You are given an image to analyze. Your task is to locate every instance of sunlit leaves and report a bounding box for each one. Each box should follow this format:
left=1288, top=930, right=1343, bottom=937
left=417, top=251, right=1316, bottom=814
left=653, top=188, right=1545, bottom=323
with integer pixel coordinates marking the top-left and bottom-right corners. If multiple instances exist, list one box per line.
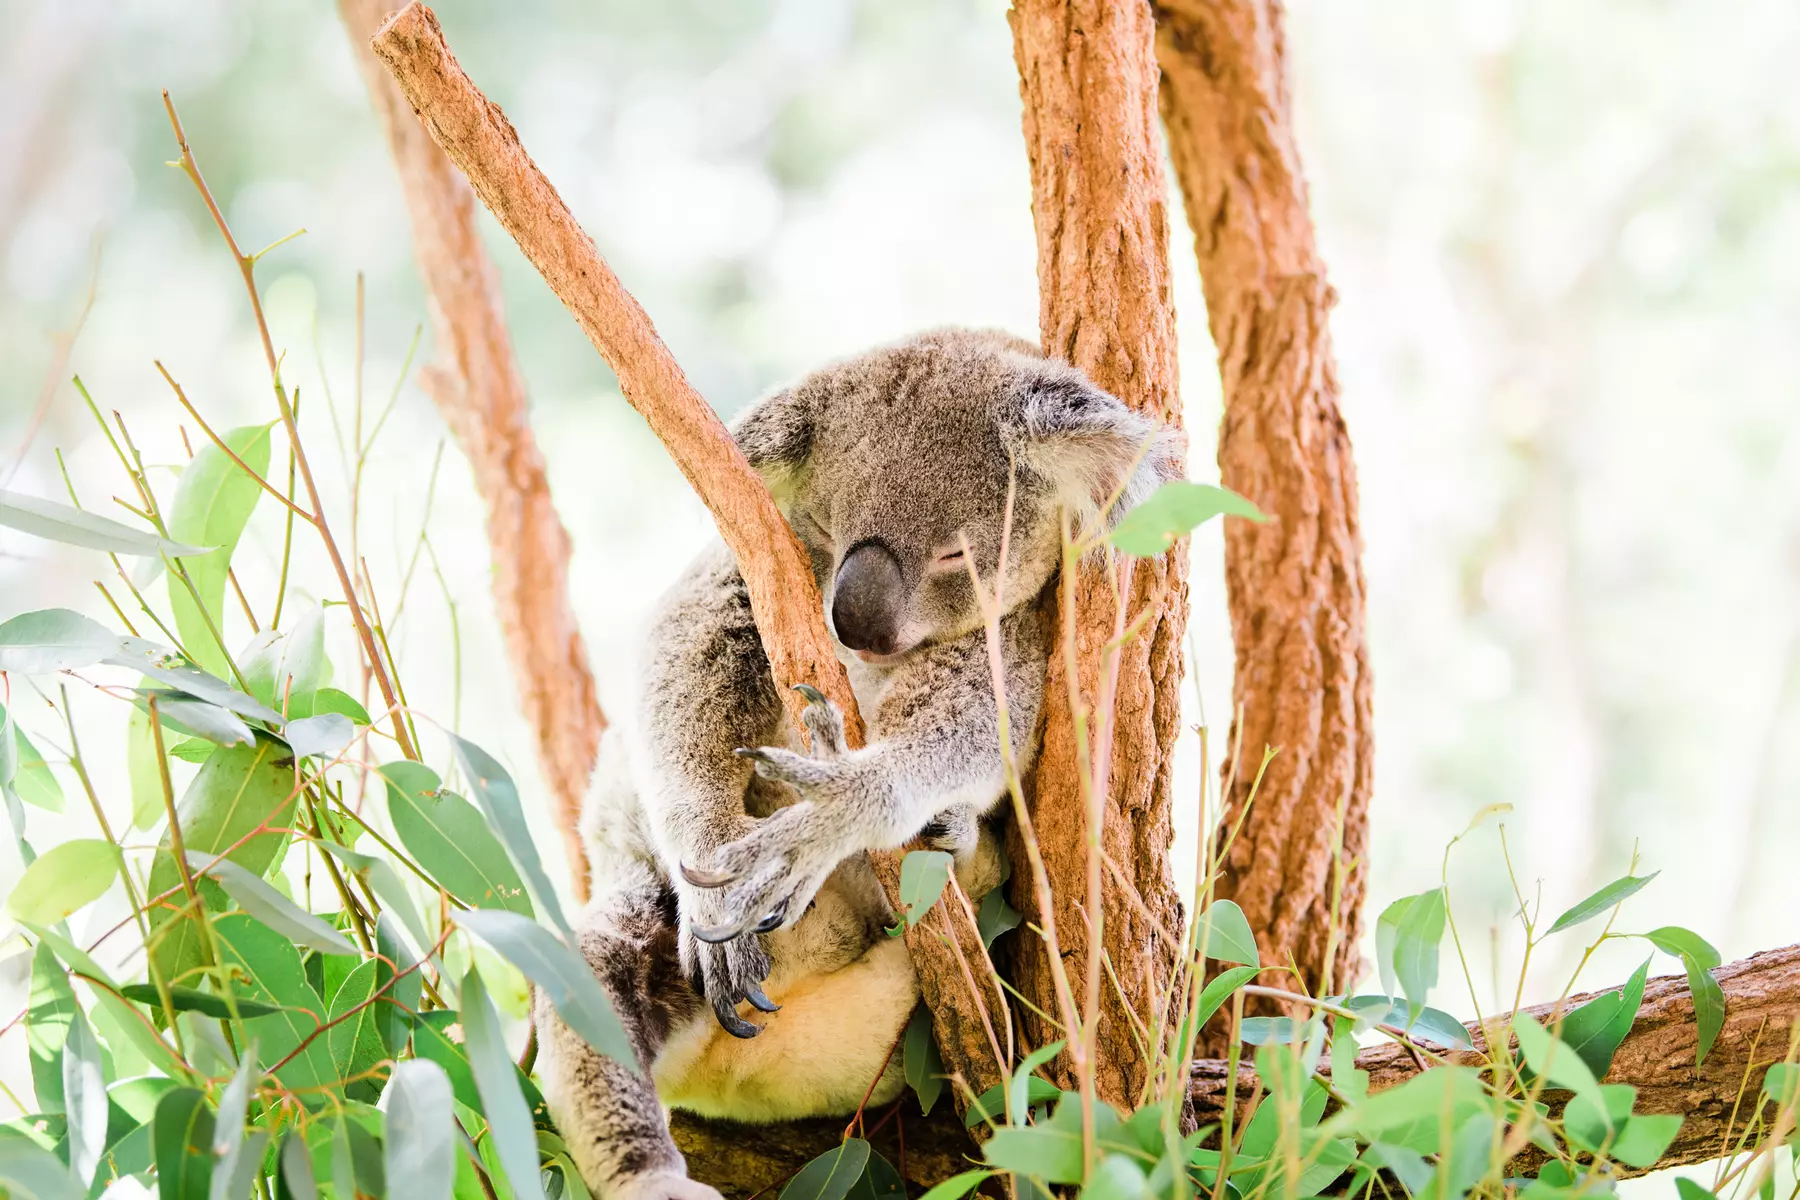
left=783, top=1138, right=873, bottom=1200
left=451, top=735, right=569, bottom=937
left=383, top=761, right=533, bottom=918
left=1547, top=872, right=1660, bottom=936
left=62, top=1007, right=108, bottom=1188
left=1643, top=926, right=1726, bottom=1065
left=381, top=1060, right=457, bottom=1200
left=457, top=907, right=635, bottom=1066
left=1376, top=888, right=1446, bottom=1012
left=284, top=713, right=353, bottom=759
left=0, top=702, right=63, bottom=813
left=26, top=943, right=77, bottom=1111
left=1514, top=1012, right=1607, bottom=1124
left=328, top=960, right=387, bottom=1102
left=1109, top=481, right=1266, bottom=557
left=154, top=1086, right=216, bottom=1200
left=0, top=488, right=208, bottom=557
left=903, top=1004, right=945, bottom=1116
left=1195, top=900, right=1259, bottom=967
left=165, top=421, right=274, bottom=678
left=6, top=839, right=117, bottom=925
left=1556, top=957, right=1651, bottom=1078
left=187, top=852, right=358, bottom=956
left=110, top=637, right=284, bottom=725
left=210, top=914, right=337, bottom=1104
left=0, top=608, right=118, bottom=674
left=459, top=967, right=546, bottom=1200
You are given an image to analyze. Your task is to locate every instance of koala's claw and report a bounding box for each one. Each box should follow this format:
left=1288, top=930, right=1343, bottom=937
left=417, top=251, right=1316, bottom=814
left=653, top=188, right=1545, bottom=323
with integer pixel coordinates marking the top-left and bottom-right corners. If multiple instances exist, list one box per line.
left=712, top=994, right=761, bottom=1039
left=679, top=860, right=736, bottom=888
left=791, top=682, right=828, bottom=705
left=752, top=900, right=789, bottom=934
left=792, top=685, right=847, bottom=757
left=744, top=984, right=781, bottom=1013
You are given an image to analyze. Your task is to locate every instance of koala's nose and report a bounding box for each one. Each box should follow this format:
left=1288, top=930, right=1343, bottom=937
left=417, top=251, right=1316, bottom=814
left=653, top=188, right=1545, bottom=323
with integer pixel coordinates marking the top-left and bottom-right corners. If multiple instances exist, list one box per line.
left=831, top=541, right=905, bottom=655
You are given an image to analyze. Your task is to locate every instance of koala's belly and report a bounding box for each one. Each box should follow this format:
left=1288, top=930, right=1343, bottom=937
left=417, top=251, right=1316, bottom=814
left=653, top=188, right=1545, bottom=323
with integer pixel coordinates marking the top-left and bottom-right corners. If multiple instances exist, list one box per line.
left=653, top=860, right=914, bottom=1121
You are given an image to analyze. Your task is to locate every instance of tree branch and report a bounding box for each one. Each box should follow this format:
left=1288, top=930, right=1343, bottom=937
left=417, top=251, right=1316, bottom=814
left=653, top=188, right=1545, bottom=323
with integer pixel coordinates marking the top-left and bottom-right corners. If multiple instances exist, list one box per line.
left=339, top=0, right=602, bottom=901
left=671, top=946, right=1800, bottom=1194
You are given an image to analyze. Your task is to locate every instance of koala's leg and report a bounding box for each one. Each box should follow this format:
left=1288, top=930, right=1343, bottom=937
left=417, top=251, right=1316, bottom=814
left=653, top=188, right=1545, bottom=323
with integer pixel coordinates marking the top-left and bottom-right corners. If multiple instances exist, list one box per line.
left=693, top=608, right=1047, bottom=940
left=635, top=545, right=789, bottom=1031
left=534, top=884, right=718, bottom=1200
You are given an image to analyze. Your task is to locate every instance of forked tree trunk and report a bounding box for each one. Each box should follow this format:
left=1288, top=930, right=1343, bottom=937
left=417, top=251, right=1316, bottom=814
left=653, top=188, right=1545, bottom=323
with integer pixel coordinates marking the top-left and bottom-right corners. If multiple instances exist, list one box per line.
left=1008, top=0, right=1188, bottom=1105
left=1154, top=0, right=1375, bottom=1035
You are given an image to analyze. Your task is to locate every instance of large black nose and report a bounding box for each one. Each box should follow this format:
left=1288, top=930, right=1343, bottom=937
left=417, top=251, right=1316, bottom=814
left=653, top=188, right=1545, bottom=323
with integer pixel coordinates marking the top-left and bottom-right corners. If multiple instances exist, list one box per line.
left=831, top=541, right=904, bottom=655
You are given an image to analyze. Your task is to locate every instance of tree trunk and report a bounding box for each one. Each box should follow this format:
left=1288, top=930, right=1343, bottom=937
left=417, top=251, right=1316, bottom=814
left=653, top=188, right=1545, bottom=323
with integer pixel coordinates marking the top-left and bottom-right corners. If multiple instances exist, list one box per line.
left=670, top=944, right=1800, bottom=1194
left=339, top=0, right=602, bottom=900
left=1007, top=0, right=1188, bottom=1106
left=1154, top=0, right=1375, bottom=1030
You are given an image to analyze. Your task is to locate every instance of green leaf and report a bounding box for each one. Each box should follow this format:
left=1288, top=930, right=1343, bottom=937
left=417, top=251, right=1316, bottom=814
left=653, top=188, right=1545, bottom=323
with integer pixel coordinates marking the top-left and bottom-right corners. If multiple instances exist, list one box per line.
left=0, top=489, right=208, bottom=558
left=6, top=839, right=117, bottom=925
left=1109, top=481, right=1266, bottom=557
left=1513, top=1012, right=1606, bottom=1119
left=62, top=1007, right=107, bottom=1188
left=328, top=960, right=387, bottom=1102
left=0, top=703, right=63, bottom=813
left=1324, top=1064, right=1485, bottom=1144
left=279, top=1132, right=319, bottom=1200
left=128, top=703, right=170, bottom=830
left=134, top=689, right=256, bottom=749
left=1009, top=1040, right=1067, bottom=1131
left=153, top=1087, right=215, bottom=1200
left=460, top=967, right=546, bottom=1200
left=1563, top=1082, right=1636, bottom=1152
left=381, top=1060, right=456, bottom=1200
left=211, top=1046, right=261, bottom=1200
left=913, top=1170, right=994, bottom=1200
left=1675, top=1180, right=1719, bottom=1200
left=210, top=914, right=337, bottom=1104
left=0, top=1134, right=83, bottom=1200
left=976, top=886, right=1021, bottom=947
left=165, top=421, right=274, bottom=678
left=847, top=1150, right=905, bottom=1200
left=964, top=1078, right=1062, bottom=1128
left=147, top=737, right=299, bottom=989
left=780, top=1138, right=872, bottom=1200
left=1556, top=957, right=1650, bottom=1079
left=313, top=840, right=435, bottom=968
left=1339, top=996, right=1472, bottom=1049
left=284, top=714, right=353, bottom=760
left=1196, top=900, right=1260, bottom=967
left=0, top=609, right=118, bottom=674
left=451, top=736, right=568, bottom=937
left=109, top=638, right=284, bottom=725
left=456, top=908, right=635, bottom=1067
left=26, top=942, right=77, bottom=1111
left=186, top=852, right=358, bottom=956
left=1192, top=966, right=1260, bottom=1035
left=383, top=762, right=533, bottom=917
left=240, top=608, right=329, bottom=711
left=289, top=688, right=370, bottom=725
left=375, top=912, right=424, bottom=1056
left=903, top=1004, right=945, bottom=1116
left=1239, top=1017, right=1304, bottom=1044
left=1643, top=927, right=1725, bottom=1065
left=896, top=850, right=953, bottom=931
left=117, top=985, right=286, bottom=1021
left=1547, top=873, right=1660, bottom=935
left=1764, top=1063, right=1800, bottom=1106
left=1083, top=1154, right=1153, bottom=1200
left=983, top=1124, right=1084, bottom=1184
left=1376, top=889, right=1446, bottom=1012
left=1612, top=1113, right=1683, bottom=1168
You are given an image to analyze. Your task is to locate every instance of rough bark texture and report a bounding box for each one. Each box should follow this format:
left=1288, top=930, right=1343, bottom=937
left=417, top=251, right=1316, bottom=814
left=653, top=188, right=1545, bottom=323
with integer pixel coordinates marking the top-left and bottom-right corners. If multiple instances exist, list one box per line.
left=369, top=0, right=996, bottom=1107
left=1155, top=0, right=1375, bottom=1032
left=1006, top=0, right=1189, bottom=1106
left=339, top=0, right=601, bottom=902
left=671, top=945, right=1800, bottom=1190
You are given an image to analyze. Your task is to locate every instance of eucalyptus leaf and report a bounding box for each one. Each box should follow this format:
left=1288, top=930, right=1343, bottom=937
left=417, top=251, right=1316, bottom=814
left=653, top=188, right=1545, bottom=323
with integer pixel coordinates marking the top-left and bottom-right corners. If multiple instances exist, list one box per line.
left=0, top=489, right=209, bottom=557
left=456, top=908, right=635, bottom=1067
left=210, top=914, right=337, bottom=1104
left=381, top=1060, right=457, bottom=1200
left=1547, top=873, right=1660, bottom=936
left=312, top=840, right=435, bottom=965
left=134, top=690, right=255, bottom=748
left=460, top=967, right=547, bottom=1200
left=1643, top=927, right=1725, bottom=1064
left=0, top=1134, right=83, bottom=1200
left=779, top=1138, right=871, bottom=1200
left=0, top=609, right=119, bottom=674
left=187, top=852, right=358, bottom=956
left=1377, top=889, right=1446, bottom=1012
left=6, top=838, right=117, bottom=925
left=109, top=638, right=284, bottom=725
left=976, top=886, right=1021, bottom=947
left=240, top=608, right=328, bottom=710
left=896, top=849, right=952, bottom=931
left=26, top=942, right=76, bottom=1111
left=165, top=421, right=274, bottom=678
left=452, top=736, right=570, bottom=938
left=153, top=1087, right=216, bottom=1200
left=327, top=960, right=387, bottom=1102
left=1513, top=1012, right=1607, bottom=1121
left=62, top=1007, right=108, bottom=1188
left=1109, top=481, right=1266, bottom=557
left=902, top=1004, right=945, bottom=1116
left=1196, top=900, right=1260, bottom=967
left=1556, top=957, right=1651, bottom=1079
left=0, top=703, right=63, bottom=813
left=383, top=761, right=533, bottom=917
left=284, top=713, right=353, bottom=760
left=118, top=984, right=287, bottom=1020
left=210, top=1047, right=261, bottom=1200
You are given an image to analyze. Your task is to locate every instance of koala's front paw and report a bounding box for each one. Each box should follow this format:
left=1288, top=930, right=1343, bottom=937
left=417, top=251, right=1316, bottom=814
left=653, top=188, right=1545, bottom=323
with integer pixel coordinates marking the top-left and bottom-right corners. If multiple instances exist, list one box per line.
left=919, top=805, right=978, bottom=857
left=675, top=885, right=776, bottom=1040
left=607, top=1170, right=725, bottom=1200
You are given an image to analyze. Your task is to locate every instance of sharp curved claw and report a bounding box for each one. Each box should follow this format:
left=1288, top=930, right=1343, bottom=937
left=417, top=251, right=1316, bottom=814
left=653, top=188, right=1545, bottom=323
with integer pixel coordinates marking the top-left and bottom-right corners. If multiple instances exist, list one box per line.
left=752, top=900, right=788, bottom=934
left=679, top=861, right=736, bottom=889
left=713, top=996, right=761, bottom=1039
left=792, top=683, right=828, bottom=706
left=744, top=985, right=781, bottom=1013
left=690, top=919, right=747, bottom=944
left=733, top=746, right=772, bottom=763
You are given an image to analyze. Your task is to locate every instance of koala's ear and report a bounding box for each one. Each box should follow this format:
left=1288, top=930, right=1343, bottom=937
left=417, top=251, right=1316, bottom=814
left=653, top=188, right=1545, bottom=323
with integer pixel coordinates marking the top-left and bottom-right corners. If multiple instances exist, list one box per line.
left=1007, top=369, right=1183, bottom=530
left=730, top=388, right=813, bottom=503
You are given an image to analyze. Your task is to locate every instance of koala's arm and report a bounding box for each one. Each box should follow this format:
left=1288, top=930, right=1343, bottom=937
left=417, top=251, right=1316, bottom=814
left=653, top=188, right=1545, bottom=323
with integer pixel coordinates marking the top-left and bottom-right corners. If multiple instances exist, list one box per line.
left=634, top=543, right=785, bottom=874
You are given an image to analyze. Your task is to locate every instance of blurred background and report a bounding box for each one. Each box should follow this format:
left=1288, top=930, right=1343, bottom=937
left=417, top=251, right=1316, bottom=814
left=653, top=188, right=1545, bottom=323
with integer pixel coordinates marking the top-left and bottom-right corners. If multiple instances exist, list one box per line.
left=2, top=0, right=1797, bottom=1146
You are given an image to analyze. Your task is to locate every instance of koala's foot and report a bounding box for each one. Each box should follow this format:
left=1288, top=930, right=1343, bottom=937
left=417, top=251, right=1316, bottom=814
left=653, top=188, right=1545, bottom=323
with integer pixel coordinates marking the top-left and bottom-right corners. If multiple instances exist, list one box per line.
left=919, top=805, right=978, bottom=857
left=674, top=882, right=776, bottom=1039
left=607, top=1170, right=725, bottom=1200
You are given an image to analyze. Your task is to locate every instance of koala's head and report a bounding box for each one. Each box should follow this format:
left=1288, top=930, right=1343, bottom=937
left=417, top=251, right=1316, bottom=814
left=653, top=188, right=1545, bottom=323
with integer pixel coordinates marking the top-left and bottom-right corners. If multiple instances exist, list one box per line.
left=731, top=328, right=1182, bottom=663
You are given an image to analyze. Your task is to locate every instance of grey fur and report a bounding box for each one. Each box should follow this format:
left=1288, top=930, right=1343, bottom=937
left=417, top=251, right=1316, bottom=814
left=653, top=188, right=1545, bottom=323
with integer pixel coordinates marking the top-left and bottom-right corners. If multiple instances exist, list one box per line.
left=537, top=329, right=1181, bottom=1198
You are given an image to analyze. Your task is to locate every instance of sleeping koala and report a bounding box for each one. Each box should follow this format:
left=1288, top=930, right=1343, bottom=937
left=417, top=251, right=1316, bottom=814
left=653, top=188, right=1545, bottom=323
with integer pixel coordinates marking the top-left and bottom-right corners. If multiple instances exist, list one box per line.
left=534, top=329, right=1179, bottom=1200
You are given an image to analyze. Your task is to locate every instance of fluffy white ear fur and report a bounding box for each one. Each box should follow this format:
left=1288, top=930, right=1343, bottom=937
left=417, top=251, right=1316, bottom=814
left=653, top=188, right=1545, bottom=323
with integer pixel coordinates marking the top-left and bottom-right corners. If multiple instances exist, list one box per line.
left=1010, top=370, right=1184, bottom=533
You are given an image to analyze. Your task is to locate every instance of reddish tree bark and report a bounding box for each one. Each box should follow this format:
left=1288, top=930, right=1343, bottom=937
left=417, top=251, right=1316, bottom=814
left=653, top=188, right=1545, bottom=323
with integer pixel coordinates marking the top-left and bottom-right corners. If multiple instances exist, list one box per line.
left=1008, top=0, right=1189, bottom=1106
left=339, top=0, right=602, bottom=900
left=1155, top=0, right=1375, bottom=1033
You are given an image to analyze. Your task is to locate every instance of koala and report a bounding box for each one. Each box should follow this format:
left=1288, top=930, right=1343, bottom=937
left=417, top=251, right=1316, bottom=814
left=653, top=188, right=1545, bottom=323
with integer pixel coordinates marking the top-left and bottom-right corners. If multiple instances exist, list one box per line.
left=533, top=329, right=1179, bottom=1200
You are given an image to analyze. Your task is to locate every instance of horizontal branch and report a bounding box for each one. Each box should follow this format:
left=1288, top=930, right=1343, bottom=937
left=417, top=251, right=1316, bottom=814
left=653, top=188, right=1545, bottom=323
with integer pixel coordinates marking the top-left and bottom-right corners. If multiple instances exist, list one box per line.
left=671, top=945, right=1800, bottom=1195
left=368, top=0, right=861, bottom=748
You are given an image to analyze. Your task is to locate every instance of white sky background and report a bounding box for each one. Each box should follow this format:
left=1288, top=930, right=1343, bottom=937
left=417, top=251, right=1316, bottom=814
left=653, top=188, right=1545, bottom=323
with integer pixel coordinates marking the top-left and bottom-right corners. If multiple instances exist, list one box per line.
left=1, top=0, right=1798, bottom=1151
